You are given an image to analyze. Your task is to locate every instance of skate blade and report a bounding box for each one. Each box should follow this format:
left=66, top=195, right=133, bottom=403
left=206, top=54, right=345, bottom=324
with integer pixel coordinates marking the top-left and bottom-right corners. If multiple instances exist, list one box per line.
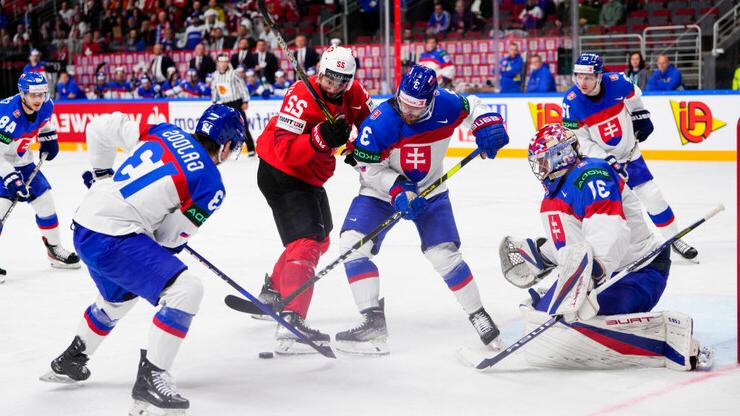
left=39, top=370, right=81, bottom=384
left=336, top=339, right=390, bottom=356
left=129, top=400, right=187, bottom=416
left=50, top=260, right=82, bottom=270
left=274, top=338, right=331, bottom=355
left=250, top=313, right=273, bottom=321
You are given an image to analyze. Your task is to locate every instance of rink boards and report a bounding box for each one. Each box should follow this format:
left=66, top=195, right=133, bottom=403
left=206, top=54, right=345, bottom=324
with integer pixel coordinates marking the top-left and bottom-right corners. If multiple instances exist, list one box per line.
left=47, top=90, right=738, bottom=161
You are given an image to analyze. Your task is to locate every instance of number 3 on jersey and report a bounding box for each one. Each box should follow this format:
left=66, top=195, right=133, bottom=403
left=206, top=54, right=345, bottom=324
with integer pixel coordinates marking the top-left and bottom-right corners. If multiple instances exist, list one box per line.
left=114, top=141, right=178, bottom=199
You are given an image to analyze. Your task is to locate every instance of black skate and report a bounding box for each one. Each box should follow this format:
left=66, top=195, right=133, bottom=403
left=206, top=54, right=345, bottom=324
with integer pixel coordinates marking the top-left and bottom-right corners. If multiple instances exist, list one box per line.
left=252, top=274, right=281, bottom=321
left=129, top=350, right=189, bottom=416
left=672, top=239, right=698, bottom=261
left=43, top=237, right=81, bottom=269
left=40, top=336, right=90, bottom=383
left=468, top=308, right=501, bottom=347
left=0, top=266, right=5, bottom=284
left=336, top=299, right=389, bottom=355
left=275, top=311, right=330, bottom=355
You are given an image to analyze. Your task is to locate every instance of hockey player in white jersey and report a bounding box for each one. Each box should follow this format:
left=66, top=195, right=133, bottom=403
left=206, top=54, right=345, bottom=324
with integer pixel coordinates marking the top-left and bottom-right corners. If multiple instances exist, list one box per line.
left=335, top=65, right=509, bottom=354
left=498, top=124, right=712, bottom=370
left=0, top=72, right=80, bottom=281
left=40, top=104, right=245, bottom=415
left=562, top=53, right=698, bottom=260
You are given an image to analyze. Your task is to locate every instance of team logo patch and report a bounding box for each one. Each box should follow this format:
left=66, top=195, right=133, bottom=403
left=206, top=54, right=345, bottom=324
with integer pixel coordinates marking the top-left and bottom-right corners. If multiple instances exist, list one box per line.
left=566, top=92, right=576, bottom=100
left=12, top=110, right=20, bottom=118
left=183, top=203, right=210, bottom=226
left=609, top=74, right=619, bottom=81
left=596, top=117, right=623, bottom=146
left=669, top=100, right=726, bottom=145
left=400, top=145, right=431, bottom=182
left=0, top=132, right=11, bottom=145
left=547, top=214, right=566, bottom=249
left=276, top=113, right=307, bottom=134
left=370, top=109, right=381, bottom=120
left=574, top=168, right=610, bottom=190
left=562, top=118, right=579, bottom=129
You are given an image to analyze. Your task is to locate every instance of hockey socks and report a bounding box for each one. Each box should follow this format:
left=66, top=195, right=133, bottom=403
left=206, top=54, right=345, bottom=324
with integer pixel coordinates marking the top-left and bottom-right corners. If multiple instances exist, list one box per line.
left=275, top=237, right=329, bottom=317
left=148, top=307, right=194, bottom=370
left=36, top=213, right=60, bottom=245
left=77, top=298, right=138, bottom=355
left=345, top=258, right=381, bottom=311
left=442, top=261, right=483, bottom=314
left=632, top=180, right=677, bottom=238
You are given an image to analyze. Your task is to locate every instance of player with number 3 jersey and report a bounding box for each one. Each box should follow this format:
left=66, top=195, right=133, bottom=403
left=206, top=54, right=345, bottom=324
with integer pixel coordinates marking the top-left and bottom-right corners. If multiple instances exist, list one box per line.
left=42, top=104, right=245, bottom=414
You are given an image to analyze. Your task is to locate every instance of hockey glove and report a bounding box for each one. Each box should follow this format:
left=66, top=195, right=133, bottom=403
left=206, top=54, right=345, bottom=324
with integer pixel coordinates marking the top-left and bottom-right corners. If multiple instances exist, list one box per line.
left=605, top=155, right=628, bottom=181
left=631, top=109, right=653, bottom=143
left=82, top=168, right=115, bottom=189
left=310, top=116, right=350, bottom=153
left=38, top=130, right=59, bottom=161
left=390, top=179, right=427, bottom=221
left=471, top=113, right=508, bottom=159
left=3, top=172, right=30, bottom=202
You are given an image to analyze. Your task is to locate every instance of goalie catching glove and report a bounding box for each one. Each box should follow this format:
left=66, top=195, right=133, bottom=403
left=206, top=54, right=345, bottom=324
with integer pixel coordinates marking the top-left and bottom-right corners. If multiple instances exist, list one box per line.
left=499, top=236, right=555, bottom=288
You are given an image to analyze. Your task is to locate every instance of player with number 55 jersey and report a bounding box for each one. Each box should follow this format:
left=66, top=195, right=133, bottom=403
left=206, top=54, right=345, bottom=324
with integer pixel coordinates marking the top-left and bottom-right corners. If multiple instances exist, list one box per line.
left=43, top=105, right=245, bottom=414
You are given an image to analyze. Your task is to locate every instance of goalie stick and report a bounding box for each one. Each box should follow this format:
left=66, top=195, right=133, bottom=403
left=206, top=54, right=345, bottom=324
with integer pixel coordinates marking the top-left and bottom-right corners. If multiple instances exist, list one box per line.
left=1, top=153, right=46, bottom=225
left=184, top=246, right=336, bottom=358
left=225, top=148, right=484, bottom=316
left=468, top=203, right=724, bottom=370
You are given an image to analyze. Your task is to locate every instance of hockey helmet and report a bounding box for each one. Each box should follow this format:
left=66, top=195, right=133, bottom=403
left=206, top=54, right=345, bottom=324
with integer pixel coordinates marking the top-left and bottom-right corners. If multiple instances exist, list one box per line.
left=195, top=104, right=246, bottom=162
left=18, top=72, right=49, bottom=98
left=396, top=64, right=438, bottom=123
left=318, top=46, right=356, bottom=95
left=573, top=53, right=603, bottom=94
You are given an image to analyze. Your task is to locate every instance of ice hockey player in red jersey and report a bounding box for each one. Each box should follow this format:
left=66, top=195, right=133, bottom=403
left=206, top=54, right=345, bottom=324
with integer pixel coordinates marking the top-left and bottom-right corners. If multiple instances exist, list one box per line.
left=255, top=46, right=373, bottom=354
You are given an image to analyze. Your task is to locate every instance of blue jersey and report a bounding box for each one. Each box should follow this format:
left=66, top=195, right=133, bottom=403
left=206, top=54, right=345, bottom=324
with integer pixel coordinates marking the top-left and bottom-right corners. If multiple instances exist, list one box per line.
left=178, top=80, right=210, bottom=98
left=57, top=79, right=85, bottom=100
left=23, top=62, right=47, bottom=74
left=75, top=114, right=225, bottom=249
left=418, top=48, right=454, bottom=81
left=136, top=85, right=161, bottom=98
left=109, top=80, right=133, bottom=98
left=562, top=72, right=646, bottom=162
left=94, top=83, right=111, bottom=98
left=0, top=94, right=55, bottom=173
left=499, top=54, right=524, bottom=93
left=352, top=89, right=483, bottom=201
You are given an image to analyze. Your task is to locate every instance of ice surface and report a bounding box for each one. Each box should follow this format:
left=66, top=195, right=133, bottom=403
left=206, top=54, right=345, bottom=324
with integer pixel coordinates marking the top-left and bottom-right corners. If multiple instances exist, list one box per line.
left=1, top=152, right=737, bottom=415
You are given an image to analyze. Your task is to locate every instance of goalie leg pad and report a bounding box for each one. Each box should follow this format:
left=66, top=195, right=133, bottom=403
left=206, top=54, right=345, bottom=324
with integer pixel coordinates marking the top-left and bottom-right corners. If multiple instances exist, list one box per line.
left=545, top=243, right=595, bottom=321
left=520, top=302, right=697, bottom=370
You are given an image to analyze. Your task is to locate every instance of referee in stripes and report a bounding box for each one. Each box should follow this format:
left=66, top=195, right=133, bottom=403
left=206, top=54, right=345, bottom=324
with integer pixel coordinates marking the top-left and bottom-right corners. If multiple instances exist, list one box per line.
left=211, top=53, right=256, bottom=156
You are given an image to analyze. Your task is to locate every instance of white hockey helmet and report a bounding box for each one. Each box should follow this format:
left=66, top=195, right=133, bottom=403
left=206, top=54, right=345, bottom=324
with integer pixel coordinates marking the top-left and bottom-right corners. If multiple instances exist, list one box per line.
left=318, top=46, right=356, bottom=92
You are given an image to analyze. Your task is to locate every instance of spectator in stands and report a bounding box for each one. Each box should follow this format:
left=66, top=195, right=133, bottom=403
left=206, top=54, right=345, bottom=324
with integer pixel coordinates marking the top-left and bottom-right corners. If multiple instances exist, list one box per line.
left=625, top=51, right=648, bottom=90
left=59, top=1, right=74, bottom=25
left=272, top=70, right=293, bottom=97
left=206, top=0, right=227, bottom=23
left=81, top=30, right=102, bottom=55
left=161, top=67, right=184, bottom=97
left=258, top=22, right=278, bottom=50
left=161, top=27, right=178, bottom=52
left=246, top=39, right=280, bottom=84
left=189, top=42, right=217, bottom=82
left=154, top=11, right=172, bottom=45
left=599, top=0, right=624, bottom=28
left=135, top=75, right=162, bottom=98
left=499, top=42, right=524, bottom=93
left=232, top=38, right=251, bottom=69
left=13, top=24, right=30, bottom=51
left=204, top=9, right=227, bottom=35
left=56, top=72, right=85, bottom=100
left=401, top=29, right=417, bottom=74
left=293, top=34, right=320, bottom=73
left=124, top=29, right=146, bottom=52
left=0, top=34, right=12, bottom=59
left=579, top=0, right=601, bottom=30
left=210, top=27, right=229, bottom=50
left=244, top=68, right=261, bottom=96
left=181, top=14, right=207, bottom=50
left=89, top=72, right=111, bottom=99
left=109, top=67, right=134, bottom=98
left=66, top=27, right=83, bottom=61
left=232, top=20, right=257, bottom=50
left=646, top=54, right=683, bottom=91
left=150, top=43, right=177, bottom=83
left=518, top=0, right=544, bottom=29
left=23, top=49, right=47, bottom=75
left=427, top=2, right=451, bottom=35
left=179, top=68, right=212, bottom=98
left=525, top=54, right=556, bottom=92
left=418, top=36, right=455, bottom=88
left=450, top=0, right=475, bottom=34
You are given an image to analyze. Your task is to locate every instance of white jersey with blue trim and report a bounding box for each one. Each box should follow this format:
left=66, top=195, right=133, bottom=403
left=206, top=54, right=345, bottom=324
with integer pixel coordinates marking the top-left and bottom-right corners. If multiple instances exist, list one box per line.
left=562, top=72, right=647, bottom=163
left=0, top=94, right=56, bottom=177
left=351, top=89, right=487, bottom=202
left=75, top=113, right=225, bottom=249
left=538, top=158, right=660, bottom=279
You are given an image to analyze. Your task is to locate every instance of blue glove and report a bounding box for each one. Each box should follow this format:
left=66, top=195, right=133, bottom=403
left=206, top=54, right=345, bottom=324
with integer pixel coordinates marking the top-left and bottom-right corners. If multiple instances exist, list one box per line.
left=631, top=109, right=653, bottom=143
left=82, top=168, right=114, bottom=189
left=3, top=172, right=30, bottom=201
left=471, top=113, right=509, bottom=159
left=605, top=155, right=628, bottom=181
left=38, top=130, right=59, bottom=161
left=389, top=180, right=427, bottom=221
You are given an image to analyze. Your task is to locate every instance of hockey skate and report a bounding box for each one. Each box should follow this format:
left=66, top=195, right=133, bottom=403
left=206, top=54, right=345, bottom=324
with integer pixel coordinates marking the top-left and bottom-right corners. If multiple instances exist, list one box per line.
left=274, top=311, right=330, bottom=355
left=468, top=308, right=502, bottom=348
left=335, top=299, right=389, bottom=355
left=40, top=336, right=90, bottom=383
left=43, top=237, right=81, bottom=269
left=129, top=350, right=189, bottom=416
left=252, top=274, right=281, bottom=321
left=0, top=267, right=5, bottom=284
left=671, top=239, right=698, bottom=261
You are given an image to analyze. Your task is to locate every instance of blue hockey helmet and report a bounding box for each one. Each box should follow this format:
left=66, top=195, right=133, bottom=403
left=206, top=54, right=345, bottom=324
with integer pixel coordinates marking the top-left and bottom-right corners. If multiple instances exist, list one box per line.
left=396, top=64, right=438, bottom=123
left=18, top=72, right=49, bottom=98
left=195, top=104, right=246, bottom=162
left=573, top=53, right=603, bottom=75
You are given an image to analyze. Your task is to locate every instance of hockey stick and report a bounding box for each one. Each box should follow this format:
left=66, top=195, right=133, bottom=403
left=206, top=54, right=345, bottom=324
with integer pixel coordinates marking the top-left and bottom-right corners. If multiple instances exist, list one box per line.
left=257, top=0, right=335, bottom=124
left=472, top=203, right=724, bottom=370
left=226, top=148, right=484, bottom=315
left=1, top=153, right=46, bottom=225
left=184, top=246, right=336, bottom=359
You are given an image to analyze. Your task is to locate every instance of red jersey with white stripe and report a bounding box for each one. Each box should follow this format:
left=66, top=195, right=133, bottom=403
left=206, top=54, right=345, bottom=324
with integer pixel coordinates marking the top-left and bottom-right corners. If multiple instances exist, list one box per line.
left=538, top=157, right=659, bottom=278
left=562, top=72, right=647, bottom=163
left=75, top=113, right=225, bottom=250
left=256, top=76, right=373, bottom=187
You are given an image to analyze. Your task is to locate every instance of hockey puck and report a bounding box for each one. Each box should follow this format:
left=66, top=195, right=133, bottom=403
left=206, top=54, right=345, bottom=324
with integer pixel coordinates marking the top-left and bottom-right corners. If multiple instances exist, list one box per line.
left=258, top=351, right=274, bottom=359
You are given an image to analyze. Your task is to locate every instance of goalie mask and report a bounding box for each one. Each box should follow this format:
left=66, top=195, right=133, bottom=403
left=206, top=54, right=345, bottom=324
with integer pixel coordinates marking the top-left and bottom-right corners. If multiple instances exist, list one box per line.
left=528, top=124, right=579, bottom=196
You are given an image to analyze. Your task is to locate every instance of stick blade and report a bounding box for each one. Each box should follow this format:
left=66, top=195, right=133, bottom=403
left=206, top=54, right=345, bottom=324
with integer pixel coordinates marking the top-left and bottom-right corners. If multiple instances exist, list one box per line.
left=224, top=294, right=264, bottom=315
